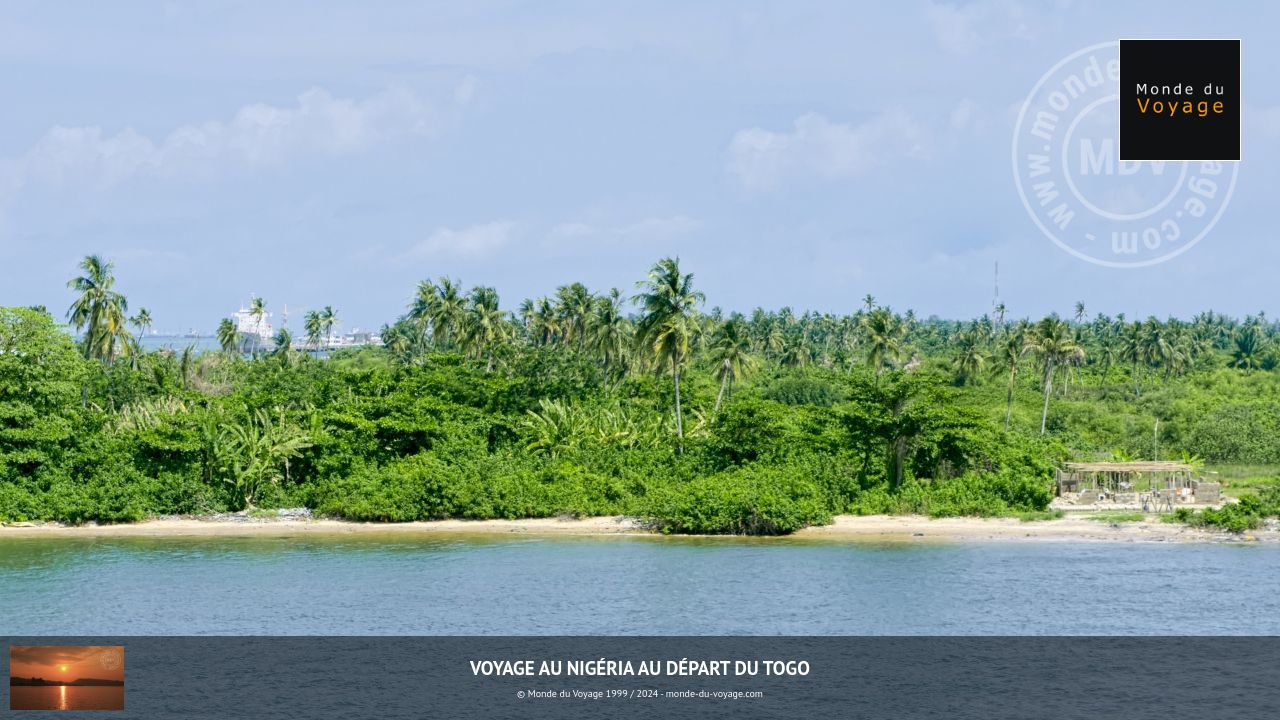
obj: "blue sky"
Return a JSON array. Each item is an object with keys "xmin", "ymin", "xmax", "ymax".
[{"xmin": 1, "ymin": 1, "xmax": 1277, "ymax": 334}]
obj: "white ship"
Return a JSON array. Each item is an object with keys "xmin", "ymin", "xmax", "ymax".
[
  {"xmin": 233, "ymin": 300, "xmax": 274, "ymax": 348},
  {"xmin": 289, "ymin": 328, "xmax": 383, "ymax": 351},
  {"xmin": 227, "ymin": 298, "xmax": 382, "ymax": 351}
]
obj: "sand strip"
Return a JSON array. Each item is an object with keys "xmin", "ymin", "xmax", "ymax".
[{"xmin": 0, "ymin": 514, "xmax": 1273, "ymax": 543}]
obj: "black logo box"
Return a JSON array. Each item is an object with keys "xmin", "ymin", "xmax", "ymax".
[{"xmin": 1119, "ymin": 39, "xmax": 1240, "ymax": 161}]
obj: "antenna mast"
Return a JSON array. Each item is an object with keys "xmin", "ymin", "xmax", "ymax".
[{"xmin": 993, "ymin": 262, "xmax": 999, "ymax": 310}]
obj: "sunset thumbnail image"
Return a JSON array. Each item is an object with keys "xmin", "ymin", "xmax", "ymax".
[{"xmin": 9, "ymin": 646, "xmax": 124, "ymax": 711}]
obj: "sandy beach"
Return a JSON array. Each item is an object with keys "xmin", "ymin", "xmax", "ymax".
[{"xmin": 0, "ymin": 513, "xmax": 1274, "ymax": 543}]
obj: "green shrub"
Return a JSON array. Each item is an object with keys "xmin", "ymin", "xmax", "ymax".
[
  {"xmin": 848, "ymin": 471, "xmax": 1053, "ymax": 518},
  {"xmin": 703, "ymin": 398, "xmax": 799, "ymax": 466},
  {"xmin": 644, "ymin": 464, "xmax": 832, "ymax": 535},
  {"xmin": 313, "ymin": 452, "xmax": 631, "ymax": 522},
  {"xmin": 1177, "ymin": 494, "xmax": 1273, "ymax": 533},
  {"xmin": 314, "ymin": 454, "xmax": 460, "ymax": 521},
  {"xmin": 762, "ymin": 376, "xmax": 847, "ymax": 407}
]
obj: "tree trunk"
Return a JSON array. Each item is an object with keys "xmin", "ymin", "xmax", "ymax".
[
  {"xmin": 889, "ymin": 399, "xmax": 907, "ymax": 488},
  {"xmin": 891, "ymin": 436, "xmax": 907, "ymax": 489},
  {"xmin": 672, "ymin": 355, "xmax": 684, "ymax": 451},
  {"xmin": 1039, "ymin": 359, "xmax": 1055, "ymax": 434},
  {"xmin": 713, "ymin": 361, "xmax": 730, "ymax": 414},
  {"xmin": 1004, "ymin": 366, "xmax": 1016, "ymax": 431}
]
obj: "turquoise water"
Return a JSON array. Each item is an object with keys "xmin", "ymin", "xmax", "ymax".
[
  {"xmin": 136, "ymin": 336, "xmax": 221, "ymax": 353},
  {"xmin": 1, "ymin": 536, "xmax": 1277, "ymax": 635}
]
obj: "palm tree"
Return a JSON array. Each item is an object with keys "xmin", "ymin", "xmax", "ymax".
[
  {"xmin": 709, "ymin": 318, "xmax": 756, "ymax": 413},
  {"xmin": 408, "ymin": 279, "xmax": 437, "ymax": 346},
  {"xmin": 381, "ymin": 323, "xmax": 411, "ymax": 358},
  {"xmin": 779, "ymin": 338, "xmax": 810, "ymax": 368},
  {"xmin": 431, "ymin": 278, "xmax": 466, "ymax": 348},
  {"xmin": 859, "ymin": 307, "xmax": 906, "ymax": 382},
  {"xmin": 588, "ymin": 289, "xmax": 629, "ymax": 379},
  {"xmin": 997, "ymin": 322, "xmax": 1028, "ymax": 430},
  {"xmin": 1119, "ymin": 321, "xmax": 1149, "ymax": 395},
  {"xmin": 179, "ymin": 345, "xmax": 194, "ymax": 389},
  {"xmin": 952, "ymin": 329, "xmax": 988, "ymax": 385},
  {"xmin": 271, "ymin": 328, "xmax": 296, "ymax": 366},
  {"xmin": 1094, "ymin": 321, "xmax": 1120, "ymax": 388},
  {"xmin": 320, "ymin": 306, "xmax": 338, "ymax": 348},
  {"xmin": 462, "ymin": 286, "xmax": 511, "ymax": 370},
  {"xmin": 761, "ymin": 322, "xmax": 785, "ymax": 359},
  {"xmin": 217, "ymin": 318, "xmax": 240, "ymax": 354},
  {"xmin": 525, "ymin": 297, "xmax": 559, "ymax": 346},
  {"xmin": 1025, "ymin": 316, "xmax": 1084, "ymax": 434},
  {"xmin": 633, "ymin": 257, "xmax": 704, "ymax": 447},
  {"xmin": 1140, "ymin": 317, "xmax": 1173, "ymax": 380},
  {"xmin": 303, "ymin": 310, "xmax": 324, "ymax": 351},
  {"xmin": 248, "ymin": 297, "xmax": 267, "ymax": 353},
  {"xmin": 130, "ymin": 307, "xmax": 153, "ymax": 337},
  {"xmin": 1228, "ymin": 324, "xmax": 1270, "ymax": 371},
  {"xmin": 555, "ymin": 282, "xmax": 595, "ymax": 346},
  {"xmin": 66, "ymin": 254, "xmax": 131, "ymax": 362}
]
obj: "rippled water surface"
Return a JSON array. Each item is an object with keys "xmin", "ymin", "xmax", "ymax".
[
  {"xmin": 9, "ymin": 685, "xmax": 124, "ymax": 711},
  {"xmin": 2, "ymin": 535, "xmax": 1277, "ymax": 634}
]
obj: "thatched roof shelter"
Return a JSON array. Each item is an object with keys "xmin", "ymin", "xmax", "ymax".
[
  {"xmin": 1063, "ymin": 461, "xmax": 1192, "ymax": 473},
  {"xmin": 1056, "ymin": 460, "xmax": 1199, "ymax": 499}
]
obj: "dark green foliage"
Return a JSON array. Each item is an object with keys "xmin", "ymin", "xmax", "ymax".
[
  {"xmin": 314, "ymin": 452, "xmax": 629, "ymax": 521},
  {"xmin": 1182, "ymin": 404, "xmax": 1280, "ymax": 464},
  {"xmin": 0, "ymin": 308, "xmax": 88, "ymax": 476},
  {"xmin": 762, "ymin": 375, "xmax": 847, "ymax": 407},
  {"xmin": 702, "ymin": 398, "xmax": 799, "ymax": 466},
  {"xmin": 645, "ymin": 464, "xmax": 833, "ymax": 535},
  {"xmin": 874, "ymin": 471, "xmax": 1055, "ymax": 518},
  {"xmin": 0, "ymin": 311, "xmax": 1097, "ymax": 533},
  {"xmin": 10, "ymin": 293, "xmax": 1280, "ymax": 535},
  {"xmin": 1173, "ymin": 487, "xmax": 1280, "ymax": 532}
]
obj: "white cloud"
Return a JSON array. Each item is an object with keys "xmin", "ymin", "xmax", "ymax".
[
  {"xmin": 548, "ymin": 214, "xmax": 699, "ymax": 244},
  {"xmin": 949, "ymin": 98, "xmax": 978, "ymax": 131},
  {"xmin": 726, "ymin": 111, "xmax": 926, "ymax": 191},
  {"xmin": 4, "ymin": 86, "xmax": 443, "ymax": 194},
  {"xmin": 926, "ymin": 1, "xmax": 1043, "ymax": 55},
  {"xmin": 453, "ymin": 75, "xmax": 478, "ymax": 107},
  {"xmin": 405, "ymin": 221, "xmax": 516, "ymax": 260},
  {"xmin": 927, "ymin": 3, "xmax": 983, "ymax": 55},
  {"xmin": 1247, "ymin": 105, "xmax": 1280, "ymax": 140}
]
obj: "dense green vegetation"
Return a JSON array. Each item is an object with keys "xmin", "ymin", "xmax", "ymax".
[
  {"xmin": 2, "ymin": 255, "xmax": 1280, "ymax": 533},
  {"xmin": 1171, "ymin": 488, "xmax": 1280, "ymax": 533}
]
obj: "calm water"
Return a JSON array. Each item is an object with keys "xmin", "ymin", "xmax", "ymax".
[
  {"xmin": 10, "ymin": 685, "xmax": 124, "ymax": 711},
  {"xmin": 137, "ymin": 336, "xmax": 220, "ymax": 353},
  {"xmin": 1, "ymin": 535, "xmax": 1278, "ymax": 635}
]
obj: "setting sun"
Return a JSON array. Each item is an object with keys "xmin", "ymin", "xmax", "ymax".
[{"xmin": 10, "ymin": 646, "xmax": 126, "ymax": 711}]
